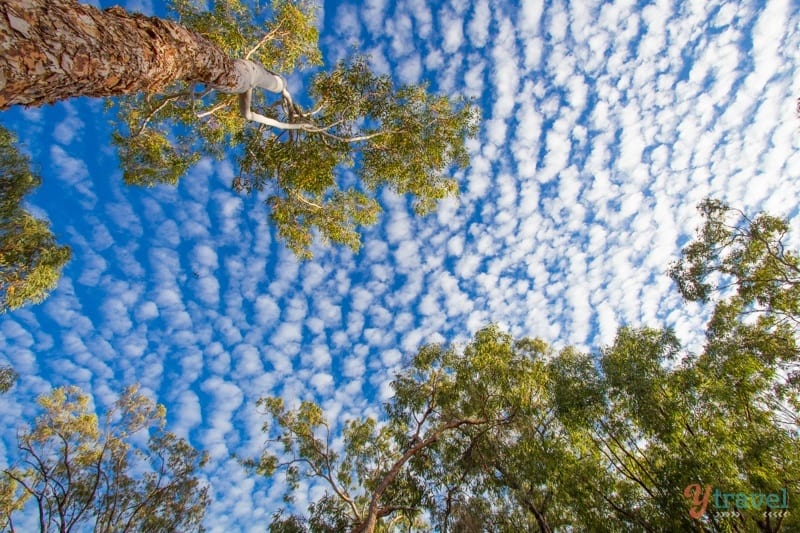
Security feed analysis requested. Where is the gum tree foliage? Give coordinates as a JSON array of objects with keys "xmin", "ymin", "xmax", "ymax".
[
  {"xmin": 669, "ymin": 198, "xmax": 800, "ymax": 422},
  {"xmin": 0, "ymin": 126, "xmax": 70, "ymax": 313},
  {"xmin": 115, "ymin": 0, "xmax": 477, "ymax": 258},
  {"xmin": 1, "ymin": 0, "xmax": 477, "ymax": 260},
  {"xmin": 246, "ymin": 326, "xmax": 533, "ymax": 533},
  {"xmin": 253, "ymin": 200, "xmax": 799, "ymax": 532},
  {"xmin": 0, "ymin": 386, "xmax": 209, "ymax": 533},
  {"xmin": 0, "ymin": 366, "xmax": 16, "ymax": 394}
]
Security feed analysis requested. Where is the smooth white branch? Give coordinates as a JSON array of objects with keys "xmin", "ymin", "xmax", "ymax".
[
  {"xmin": 222, "ymin": 59, "xmax": 391, "ymax": 143},
  {"xmin": 237, "ymin": 89, "xmax": 311, "ymax": 130},
  {"xmin": 219, "ymin": 59, "xmax": 304, "ymax": 123},
  {"xmin": 222, "ymin": 59, "xmax": 286, "ymax": 95}
]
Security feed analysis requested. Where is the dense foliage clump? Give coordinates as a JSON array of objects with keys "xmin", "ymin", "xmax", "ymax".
[{"xmin": 0, "ymin": 126, "xmax": 70, "ymax": 313}]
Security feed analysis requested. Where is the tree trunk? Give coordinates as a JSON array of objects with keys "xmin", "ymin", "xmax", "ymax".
[
  {"xmin": 353, "ymin": 418, "xmax": 488, "ymax": 533},
  {"xmin": 0, "ymin": 0, "xmax": 240, "ymax": 109}
]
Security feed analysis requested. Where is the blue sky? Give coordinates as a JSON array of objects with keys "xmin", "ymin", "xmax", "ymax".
[{"xmin": 1, "ymin": 0, "xmax": 799, "ymax": 530}]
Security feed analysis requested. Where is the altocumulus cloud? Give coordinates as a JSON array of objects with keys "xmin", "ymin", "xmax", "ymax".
[{"xmin": 0, "ymin": 0, "xmax": 798, "ymax": 531}]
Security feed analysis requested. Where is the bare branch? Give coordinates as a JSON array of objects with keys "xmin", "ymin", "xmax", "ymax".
[
  {"xmin": 291, "ymin": 192, "xmax": 322, "ymax": 210},
  {"xmin": 134, "ymin": 91, "xmax": 190, "ymax": 136},
  {"xmin": 196, "ymin": 97, "xmax": 233, "ymax": 118}
]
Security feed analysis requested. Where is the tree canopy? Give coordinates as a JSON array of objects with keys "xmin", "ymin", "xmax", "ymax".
[
  {"xmin": 0, "ymin": 385, "xmax": 209, "ymax": 533},
  {"xmin": 113, "ymin": 0, "xmax": 478, "ymax": 258},
  {"xmin": 251, "ymin": 199, "xmax": 799, "ymax": 533},
  {"xmin": 0, "ymin": 126, "xmax": 70, "ymax": 314},
  {"xmin": 1, "ymin": 0, "xmax": 477, "ymax": 263}
]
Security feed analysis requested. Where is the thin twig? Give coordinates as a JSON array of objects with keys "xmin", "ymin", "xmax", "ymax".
[
  {"xmin": 245, "ymin": 21, "xmax": 285, "ymax": 60},
  {"xmin": 196, "ymin": 97, "xmax": 234, "ymax": 119},
  {"xmin": 292, "ymin": 193, "xmax": 323, "ymax": 210}
]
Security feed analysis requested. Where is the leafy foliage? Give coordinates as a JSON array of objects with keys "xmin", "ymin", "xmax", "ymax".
[
  {"xmin": 171, "ymin": 0, "xmax": 321, "ymax": 70},
  {"xmin": 0, "ymin": 126, "xmax": 70, "ymax": 313},
  {"xmin": 669, "ymin": 198, "xmax": 800, "ymax": 410},
  {"xmin": 0, "ymin": 366, "xmax": 16, "ymax": 394},
  {"xmin": 253, "ymin": 200, "xmax": 800, "ymax": 532},
  {"xmin": 669, "ymin": 198, "xmax": 800, "ymax": 310},
  {"xmin": 112, "ymin": 0, "xmax": 477, "ymax": 258},
  {"xmin": 0, "ymin": 385, "xmax": 209, "ymax": 532},
  {"xmin": 247, "ymin": 325, "xmax": 530, "ymax": 532}
]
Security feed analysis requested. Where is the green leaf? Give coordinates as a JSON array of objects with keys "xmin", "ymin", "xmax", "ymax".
[{"xmin": 0, "ymin": 125, "xmax": 71, "ymax": 313}]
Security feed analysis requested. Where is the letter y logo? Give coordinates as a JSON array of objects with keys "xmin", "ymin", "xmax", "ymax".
[{"xmin": 684, "ymin": 483, "xmax": 712, "ymax": 518}]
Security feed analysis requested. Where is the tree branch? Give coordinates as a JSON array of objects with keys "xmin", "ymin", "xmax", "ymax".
[
  {"xmin": 196, "ymin": 97, "xmax": 234, "ymax": 118},
  {"xmin": 134, "ymin": 91, "xmax": 192, "ymax": 136},
  {"xmin": 354, "ymin": 417, "xmax": 488, "ymax": 533}
]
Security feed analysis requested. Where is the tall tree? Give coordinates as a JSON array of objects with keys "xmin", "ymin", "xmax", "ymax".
[
  {"xmin": 669, "ymin": 198, "xmax": 800, "ymax": 413},
  {"xmin": 0, "ymin": 125, "xmax": 70, "ymax": 313},
  {"xmin": 0, "ymin": 0, "xmax": 477, "ymax": 258},
  {"xmin": 246, "ymin": 326, "xmax": 532, "ymax": 533},
  {"xmin": 254, "ymin": 200, "xmax": 800, "ymax": 532},
  {"xmin": 0, "ymin": 385, "xmax": 209, "ymax": 533}
]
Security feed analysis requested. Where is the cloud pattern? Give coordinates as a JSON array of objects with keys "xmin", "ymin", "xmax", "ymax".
[{"xmin": 1, "ymin": 0, "xmax": 799, "ymax": 529}]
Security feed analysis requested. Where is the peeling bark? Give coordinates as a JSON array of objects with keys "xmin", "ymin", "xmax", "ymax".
[{"xmin": 0, "ymin": 0, "xmax": 242, "ymax": 109}]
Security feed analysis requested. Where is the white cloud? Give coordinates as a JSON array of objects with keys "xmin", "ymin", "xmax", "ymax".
[
  {"xmin": 440, "ymin": 8, "xmax": 464, "ymax": 53},
  {"xmin": 254, "ymin": 295, "xmax": 279, "ymax": 326},
  {"xmin": 334, "ymin": 3, "xmax": 361, "ymax": 43},
  {"xmin": 52, "ymin": 104, "xmax": 84, "ymax": 145},
  {"xmin": 49, "ymin": 145, "xmax": 89, "ymax": 185},
  {"xmin": 232, "ymin": 344, "xmax": 264, "ymax": 378},
  {"xmin": 360, "ymin": 0, "xmax": 387, "ymax": 34},
  {"xmin": 466, "ymin": 0, "xmax": 490, "ymax": 47},
  {"xmin": 397, "ymin": 54, "xmax": 422, "ymax": 84},
  {"xmin": 310, "ymin": 372, "xmax": 334, "ymax": 393},
  {"xmin": 3, "ymin": 1, "xmax": 800, "ymax": 530}
]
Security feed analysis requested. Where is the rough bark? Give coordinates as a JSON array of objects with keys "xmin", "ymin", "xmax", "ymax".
[{"xmin": 0, "ymin": 0, "xmax": 241, "ymax": 109}]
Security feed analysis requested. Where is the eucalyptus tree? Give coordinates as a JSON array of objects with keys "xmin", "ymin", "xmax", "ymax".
[
  {"xmin": 254, "ymin": 200, "xmax": 800, "ymax": 532},
  {"xmin": 0, "ymin": 385, "xmax": 209, "ymax": 532},
  {"xmin": 0, "ymin": 126, "xmax": 70, "ymax": 313},
  {"xmin": 247, "ymin": 326, "xmax": 535, "ymax": 533},
  {"xmin": 0, "ymin": 0, "xmax": 477, "ymax": 258},
  {"xmin": 668, "ymin": 198, "xmax": 800, "ymax": 443}
]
